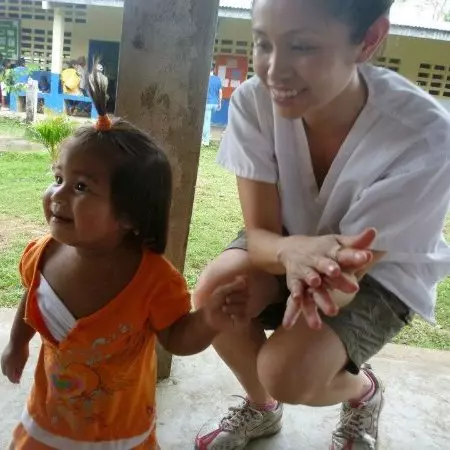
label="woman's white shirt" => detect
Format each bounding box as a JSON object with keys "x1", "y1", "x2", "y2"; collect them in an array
[{"x1": 217, "y1": 64, "x2": 450, "y2": 321}]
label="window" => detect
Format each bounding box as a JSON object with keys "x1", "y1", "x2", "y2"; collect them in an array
[{"x1": 416, "y1": 62, "x2": 450, "y2": 97}]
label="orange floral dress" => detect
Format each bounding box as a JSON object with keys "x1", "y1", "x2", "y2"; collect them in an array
[{"x1": 10, "y1": 236, "x2": 191, "y2": 450}]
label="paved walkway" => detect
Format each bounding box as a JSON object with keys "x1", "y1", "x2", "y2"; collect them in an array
[{"x1": 1, "y1": 307, "x2": 449, "y2": 449}]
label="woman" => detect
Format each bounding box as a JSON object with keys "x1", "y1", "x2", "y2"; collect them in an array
[
  {"x1": 194, "y1": 0, "x2": 450, "y2": 449},
  {"x1": 61, "y1": 61, "x2": 81, "y2": 95}
]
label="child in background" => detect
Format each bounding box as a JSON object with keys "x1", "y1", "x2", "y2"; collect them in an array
[{"x1": 1, "y1": 68, "x2": 249, "y2": 450}]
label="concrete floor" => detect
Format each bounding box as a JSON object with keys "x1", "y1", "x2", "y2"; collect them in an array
[{"x1": 1, "y1": 308, "x2": 449, "y2": 449}]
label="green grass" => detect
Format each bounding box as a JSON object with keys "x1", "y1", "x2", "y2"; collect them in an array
[
  {"x1": 184, "y1": 145, "x2": 243, "y2": 287},
  {"x1": 0, "y1": 152, "x2": 50, "y2": 307},
  {"x1": 0, "y1": 145, "x2": 449, "y2": 350},
  {"x1": 0, "y1": 116, "x2": 27, "y2": 139},
  {"x1": 394, "y1": 282, "x2": 450, "y2": 350}
]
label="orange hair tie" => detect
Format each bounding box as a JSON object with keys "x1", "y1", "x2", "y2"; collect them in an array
[{"x1": 96, "y1": 115, "x2": 112, "y2": 132}]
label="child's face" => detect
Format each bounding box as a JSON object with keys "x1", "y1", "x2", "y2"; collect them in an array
[
  {"x1": 252, "y1": 0, "x2": 371, "y2": 119},
  {"x1": 43, "y1": 145, "x2": 126, "y2": 249}
]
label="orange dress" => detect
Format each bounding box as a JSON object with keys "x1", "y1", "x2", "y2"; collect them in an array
[{"x1": 10, "y1": 236, "x2": 191, "y2": 450}]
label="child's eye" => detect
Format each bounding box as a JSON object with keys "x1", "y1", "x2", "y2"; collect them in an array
[
  {"x1": 74, "y1": 182, "x2": 88, "y2": 192},
  {"x1": 54, "y1": 176, "x2": 63, "y2": 185},
  {"x1": 254, "y1": 40, "x2": 271, "y2": 53}
]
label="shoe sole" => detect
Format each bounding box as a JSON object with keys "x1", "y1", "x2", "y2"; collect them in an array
[
  {"x1": 194, "y1": 418, "x2": 283, "y2": 450},
  {"x1": 366, "y1": 366, "x2": 385, "y2": 450},
  {"x1": 375, "y1": 383, "x2": 386, "y2": 450}
]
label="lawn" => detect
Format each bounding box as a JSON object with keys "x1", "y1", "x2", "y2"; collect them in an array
[
  {"x1": 0, "y1": 116, "x2": 28, "y2": 139},
  {"x1": 0, "y1": 144, "x2": 449, "y2": 350}
]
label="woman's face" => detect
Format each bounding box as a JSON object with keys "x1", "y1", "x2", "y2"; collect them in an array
[{"x1": 252, "y1": 0, "x2": 371, "y2": 119}]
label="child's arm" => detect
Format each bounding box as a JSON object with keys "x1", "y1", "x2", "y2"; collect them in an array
[
  {"x1": 1, "y1": 291, "x2": 35, "y2": 383},
  {"x1": 157, "y1": 309, "x2": 217, "y2": 356},
  {"x1": 157, "y1": 278, "x2": 248, "y2": 356}
]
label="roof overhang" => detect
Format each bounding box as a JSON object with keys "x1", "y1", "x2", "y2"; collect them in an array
[{"x1": 44, "y1": 1, "x2": 450, "y2": 42}]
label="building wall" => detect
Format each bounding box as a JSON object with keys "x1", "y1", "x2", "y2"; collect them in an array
[
  {"x1": 0, "y1": 0, "x2": 91, "y2": 68},
  {"x1": 378, "y1": 34, "x2": 450, "y2": 100},
  {"x1": 70, "y1": 6, "x2": 123, "y2": 61},
  {"x1": 214, "y1": 18, "x2": 254, "y2": 77},
  {"x1": 0, "y1": 0, "x2": 122, "y2": 69},
  {"x1": 3, "y1": 1, "x2": 450, "y2": 103}
]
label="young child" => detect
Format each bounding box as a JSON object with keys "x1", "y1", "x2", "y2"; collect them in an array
[{"x1": 1, "y1": 69, "x2": 249, "y2": 450}]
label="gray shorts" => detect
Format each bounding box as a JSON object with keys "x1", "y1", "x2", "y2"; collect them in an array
[{"x1": 225, "y1": 230, "x2": 414, "y2": 374}]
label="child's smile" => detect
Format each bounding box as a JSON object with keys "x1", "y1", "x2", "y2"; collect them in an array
[{"x1": 43, "y1": 145, "x2": 124, "y2": 249}]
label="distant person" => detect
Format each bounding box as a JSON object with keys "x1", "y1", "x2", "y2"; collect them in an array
[
  {"x1": 1, "y1": 60, "x2": 12, "y2": 107},
  {"x1": 61, "y1": 61, "x2": 81, "y2": 95},
  {"x1": 75, "y1": 56, "x2": 88, "y2": 96},
  {"x1": 0, "y1": 53, "x2": 4, "y2": 109},
  {"x1": 13, "y1": 57, "x2": 28, "y2": 84},
  {"x1": 15, "y1": 57, "x2": 25, "y2": 69},
  {"x1": 38, "y1": 75, "x2": 50, "y2": 93},
  {"x1": 202, "y1": 64, "x2": 222, "y2": 147}
]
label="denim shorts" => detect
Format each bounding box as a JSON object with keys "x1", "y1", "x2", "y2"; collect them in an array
[{"x1": 225, "y1": 230, "x2": 414, "y2": 374}]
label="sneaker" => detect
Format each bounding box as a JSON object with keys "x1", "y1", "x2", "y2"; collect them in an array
[
  {"x1": 195, "y1": 396, "x2": 283, "y2": 449},
  {"x1": 331, "y1": 364, "x2": 385, "y2": 450}
]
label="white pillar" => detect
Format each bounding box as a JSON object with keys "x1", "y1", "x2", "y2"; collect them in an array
[
  {"x1": 25, "y1": 79, "x2": 39, "y2": 123},
  {"x1": 51, "y1": 8, "x2": 64, "y2": 74}
]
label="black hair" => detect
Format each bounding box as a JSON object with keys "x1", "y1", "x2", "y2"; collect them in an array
[
  {"x1": 66, "y1": 66, "x2": 173, "y2": 254},
  {"x1": 318, "y1": 0, "x2": 394, "y2": 43},
  {"x1": 253, "y1": 0, "x2": 394, "y2": 44}
]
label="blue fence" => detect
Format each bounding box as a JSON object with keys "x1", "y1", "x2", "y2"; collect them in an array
[{"x1": 9, "y1": 71, "x2": 98, "y2": 118}]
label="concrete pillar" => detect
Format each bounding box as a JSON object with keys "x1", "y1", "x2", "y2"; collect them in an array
[
  {"x1": 115, "y1": 0, "x2": 219, "y2": 379},
  {"x1": 51, "y1": 8, "x2": 64, "y2": 74}
]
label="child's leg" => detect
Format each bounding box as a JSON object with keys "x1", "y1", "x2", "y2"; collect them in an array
[{"x1": 10, "y1": 423, "x2": 54, "y2": 450}]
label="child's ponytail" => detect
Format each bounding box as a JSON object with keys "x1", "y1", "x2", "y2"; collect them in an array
[{"x1": 88, "y1": 61, "x2": 111, "y2": 131}]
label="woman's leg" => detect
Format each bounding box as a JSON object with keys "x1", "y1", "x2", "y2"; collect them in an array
[
  {"x1": 257, "y1": 276, "x2": 411, "y2": 449},
  {"x1": 258, "y1": 276, "x2": 410, "y2": 405},
  {"x1": 201, "y1": 104, "x2": 213, "y2": 146},
  {"x1": 257, "y1": 316, "x2": 369, "y2": 406},
  {"x1": 194, "y1": 249, "x2": 280, "y2": 403},
  {"x1": 194, "y1": 249, "x2": 284, "y2": 449}
]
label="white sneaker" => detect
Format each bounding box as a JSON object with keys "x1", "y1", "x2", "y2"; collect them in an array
[
  {"x1": 331, "y1": 364, "x2": 385, "y2": 450},
  {"x1": 195, "y1": 396, "x2": 283, "y2": 449}
]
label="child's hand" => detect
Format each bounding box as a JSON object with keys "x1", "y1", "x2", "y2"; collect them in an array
[
  {"x1": 202, "y1": 276, "x2": 250, "y2": 331},
  {"x1": 282, "y1": 273, "x2": 360, "y2": 330},
  {"x1": 1, "y1": 341, "x2": 29, "y2": 384}
]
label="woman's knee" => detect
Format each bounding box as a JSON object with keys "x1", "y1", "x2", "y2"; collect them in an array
[
  {"x1": 193, "y1": 249, "x2": 252, "y2": 309},
  {"x1": 257, "y1": 345, "x2": 323, "y2": 405},
  {"x1": 193, "y1": 249, "x2": 280, "y2": 318},
  {"x1": 256, "y1": 321, "x2": 347, "y2": 405}
]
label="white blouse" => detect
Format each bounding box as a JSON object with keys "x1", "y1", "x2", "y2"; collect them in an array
[{"x1": 217, "y1": 63, "x2": 450, "y2": 322}]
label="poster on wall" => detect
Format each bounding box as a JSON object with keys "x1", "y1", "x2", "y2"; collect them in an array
[
  {"x1": 0, "y1": 19, "x2": 20, "y2": 60},
  {"x1": 215, "y1": 54, "x2": 249, "y2": 99}
]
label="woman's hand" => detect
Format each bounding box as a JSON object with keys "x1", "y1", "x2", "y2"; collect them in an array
[
  {"x1": 282, "y1": 273, "x2": 360, "y2": 330},
  {"x1": 278, "y1": 228, "x2": 376, "y2": 292},
  {"x1": 279, "y1": 228, "x2": 377, "y2": 330}
]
